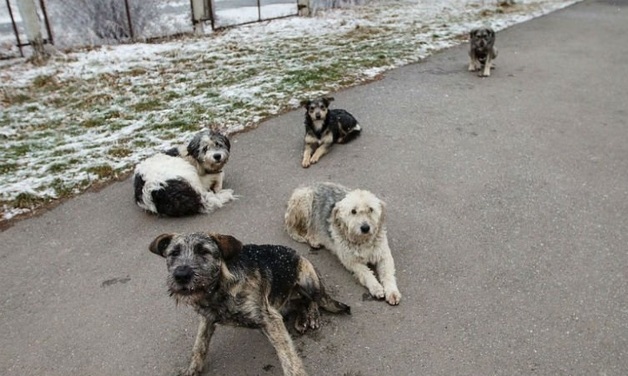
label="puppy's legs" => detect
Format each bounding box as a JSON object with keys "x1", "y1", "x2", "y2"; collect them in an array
[
  {"x1": 480, "y1": 54, "x2": 492, "y2": 77},
  {"x1": 200, "y1": 189, "x2": 235, "y2": 213},
  {"x1": 179, "y1": 316, "x2": 216, "y2": 376},
  {"x1": 468, "y1": 50, "x2": 480, "y2": 71},
  {"x1": 302, "y1": 134, "x2": 319, "y2": 168},
  {"x1": 262, "y1": 307, "x2": 308, "y2": 376},
  {"x1": 375, "y1": 238, "x2": 402, "y2": 306},
  {"x1": 337, "y1": 255, "x2": 385, "y2": 299},
  {"x1": 199, "y1": 172, "x2": 223, "y2": 193},
  {"x1": 309, "y1": 133, "x2": 334, "y2": 165},
  {"x1": 302, "y1": 144, "x2": 315, "y2": 168},
  {"x1": 211, "y1": 173, "x2": 223, "y2": 192}
]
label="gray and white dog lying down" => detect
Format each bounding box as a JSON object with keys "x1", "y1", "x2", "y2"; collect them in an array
[
  {"x1": 285, "y1": 182, "x2": 401, "y2": 305},
  {"x1": 134, "y1": 130, "x2": 235, "y2": 217}
]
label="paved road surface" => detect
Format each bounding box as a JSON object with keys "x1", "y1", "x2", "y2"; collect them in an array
[{"x1": 1, "y1": 1, "x2": 626, "y2": 375}]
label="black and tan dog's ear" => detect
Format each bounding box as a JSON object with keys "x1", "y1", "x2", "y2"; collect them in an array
[
  {"x1": 300, "y1": 99, "x2": 311, "y2": 108},
  {"x1": 149, "y1": 233, "x2": 174, "y2": 257},
  {"x1": 210, "y1": 233, "x2": 243, "y2": 261},
  {"x1": 322, "y1": 96, "x2": 335, "y2": 106}
]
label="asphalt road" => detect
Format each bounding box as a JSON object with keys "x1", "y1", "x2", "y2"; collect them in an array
[{"x1": 1, "y1": 1, "x2": 627, "y2": 375}]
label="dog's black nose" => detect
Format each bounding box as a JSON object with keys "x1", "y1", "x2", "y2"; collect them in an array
[
  {"x1": 213, "y1": 153, "x2": 222, "y2": 161},
  {"x1": 173, "y1": 265, "x2": 193, "y2": 284},
  {"x1": 360, "y1": 224, "x2": 370, "y2": 234}
]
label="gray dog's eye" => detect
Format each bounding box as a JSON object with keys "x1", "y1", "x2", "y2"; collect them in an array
[
  {"x1": 351, "y1": 209, "x2": 357, "y2": 215},
  {"x1": 169, "y1": 248, "x2": 180, "y2": 258},
  {"x1": 203, "y1": 146, "x2": 208, "y2": 153}
]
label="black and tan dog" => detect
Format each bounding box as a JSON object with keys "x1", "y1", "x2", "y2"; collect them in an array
[
  {"x1": 299, "y1": 96, "x2": 361, "y2": 168},
  {"x1": 468, "y1": 27, "x2": 498, "y2": 77},
  {"x1": 149, "y1": 232, "x2": 350, "y2": 376}
]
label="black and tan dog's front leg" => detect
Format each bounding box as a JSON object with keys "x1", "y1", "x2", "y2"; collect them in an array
[
  {"x1": 309, "y1": 132, "x2": 334, "y2": 165},
  {"x1": 179, "y1": 315, "x2": 217, "y2": 376},
  {"x1": 262, "y1": 308, "x2": 307, "y2": 376},
  {"x1": 468, "y1": 50, "x2": 481, "y2": 72},
  {"x1": 301, "y1": 135, "x2": 318, "y2": 168},
  {"x1": 480, "y1": 54, "x2": 493, "y2": 77}
]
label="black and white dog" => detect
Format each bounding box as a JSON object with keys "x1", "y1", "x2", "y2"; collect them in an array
[
  {"x1": 134, "y1": 130, "x2": 235, "y2": 217},
  {"x1": 299, "y1": 96, "x2": 361, "y2": 168}
]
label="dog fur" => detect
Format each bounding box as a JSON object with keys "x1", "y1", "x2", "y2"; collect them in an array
[
  {"x1": 134, "y1": 130, "x2": 234, "y2": 217},
  {"x1": 285, "y1": 182, "x2": 401, "y2": 305},
  {"x1": 468, "y1": 27, "x2": 498, "y2": 77},
  {"x1": 299, "y1": 97, "x2": 361, "y2": 168},
  {"x1": 149, "y1": 232, "x2": 350, "y2": 376}
]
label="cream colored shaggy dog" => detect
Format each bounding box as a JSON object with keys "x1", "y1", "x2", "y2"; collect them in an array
[{"x1": 285, "y1": 182, "x2": 401, "y2": 305}]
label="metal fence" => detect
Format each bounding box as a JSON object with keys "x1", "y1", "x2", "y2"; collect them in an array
[{"x1": 0, "y1": 0, "x2": 298, "y2": 59}]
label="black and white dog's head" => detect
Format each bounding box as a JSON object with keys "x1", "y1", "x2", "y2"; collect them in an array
[
  {"x1": 187, "y1": 130, "x2": 231, "y2": 174},
  {"x1": 301, "y1": 96, "x2": 334, "y2": 122},
  {"x1": 470, "y1": 27, "x2": 495, "y2": 52}
]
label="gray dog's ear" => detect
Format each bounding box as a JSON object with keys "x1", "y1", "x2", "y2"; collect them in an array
[
  {"x1": 210, "y1": 233, "x2": 243, "y2": 261},
  {"x1": 149, "y1": 233, "x2": 174, "y2": 257},
  {"x1": 469, "y1": 28, "x2": 478, "y2": 38}
]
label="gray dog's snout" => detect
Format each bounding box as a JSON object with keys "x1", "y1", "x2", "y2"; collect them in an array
[
  {"x1": 173, "y1": 265, "x2": 193, "y2": 284},
  {"x1": 213, "y1": 153, "x2": 222, "y2": 162},
  {"x1": 360, "y1": 224, "x2": 370, "y2": 234}
]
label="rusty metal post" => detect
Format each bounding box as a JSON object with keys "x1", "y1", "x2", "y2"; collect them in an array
[
  {"x1": 6, "y1": 0, "x2": 24, "y2": 57},
  {"x1": 257, "y1": 0, "x2": 261, "y2": 22},
  {"x1": 124, "y1": 0, "x2": 134, "y2": 39},
  {"x1": 38, "y1": 0, "x2": 53, "y2": 45}
]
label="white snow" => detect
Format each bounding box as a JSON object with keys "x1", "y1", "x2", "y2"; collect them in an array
[{"x1": 0, "y1": 0, "x2": 581, "y2": 221}]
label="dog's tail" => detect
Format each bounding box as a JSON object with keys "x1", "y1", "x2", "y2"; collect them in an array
[
  {"x1": 317, "y1": 281, "x2": 351, "y2": 315},
  {"x1": 297, "y1": 258, "x2": 351, "y2": 315},
  {"x1": 200, "y1": 189, "x2": 236, "y2": 213}
]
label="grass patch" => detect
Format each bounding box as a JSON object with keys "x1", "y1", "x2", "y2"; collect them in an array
[
  {"x1": 81, "y1": 117, "x2": 106, "y2": 128},
  {"x1": 50, "y1": 178, "x2": 75, "y2": 198},
  {"x1": 47, "y1": 163, "x2": 68, "y2": 173},
  {"x1": 0, "y1": 162, "x2": 19, "y2": 175},
  {"x1": 2, "y1": 92, "x2": 31, "y2": 106},
  {"x1": 13, "y1": 192, "x2": 49, "y2": 209},
  {"x1": 108, "y1": 146, "x2": 132, "y2": 158},
  {"x1": 32, "y1": 74, "x2": 60, "y2": 89},
  {"x1": 132, "y1": 99, "x2": 162, "y2": 112},
  {"x1": 86, "y1": 164, "x2": 116, "y2": 179},
  {"x1": 6, "y1": 143, "x2": 32, "y2": 157}
]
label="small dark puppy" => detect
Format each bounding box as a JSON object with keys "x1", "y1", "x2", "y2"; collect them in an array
[
  {"x1": 149, "y1": 232, "x2": 350, "y2": 376},
  {"x1": 299, "y1": 96, "x2": 361, "y2": 168},
  {"x1": 469, "y1": 27, "x2": 498, "y2": 77}
]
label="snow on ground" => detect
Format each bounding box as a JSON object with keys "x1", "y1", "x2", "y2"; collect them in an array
[{"x1": 0, "y1": 0, "x2": 580, "y2": 221}]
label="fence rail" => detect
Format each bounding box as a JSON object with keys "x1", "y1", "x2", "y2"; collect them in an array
[{"x1": 0, "y1": 0, "x2": 299, "y2": 59}]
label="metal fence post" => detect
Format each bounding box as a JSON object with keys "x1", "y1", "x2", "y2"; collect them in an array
[{"x1": 124, "y1": 0, "x2": 135, "y2": 39}]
